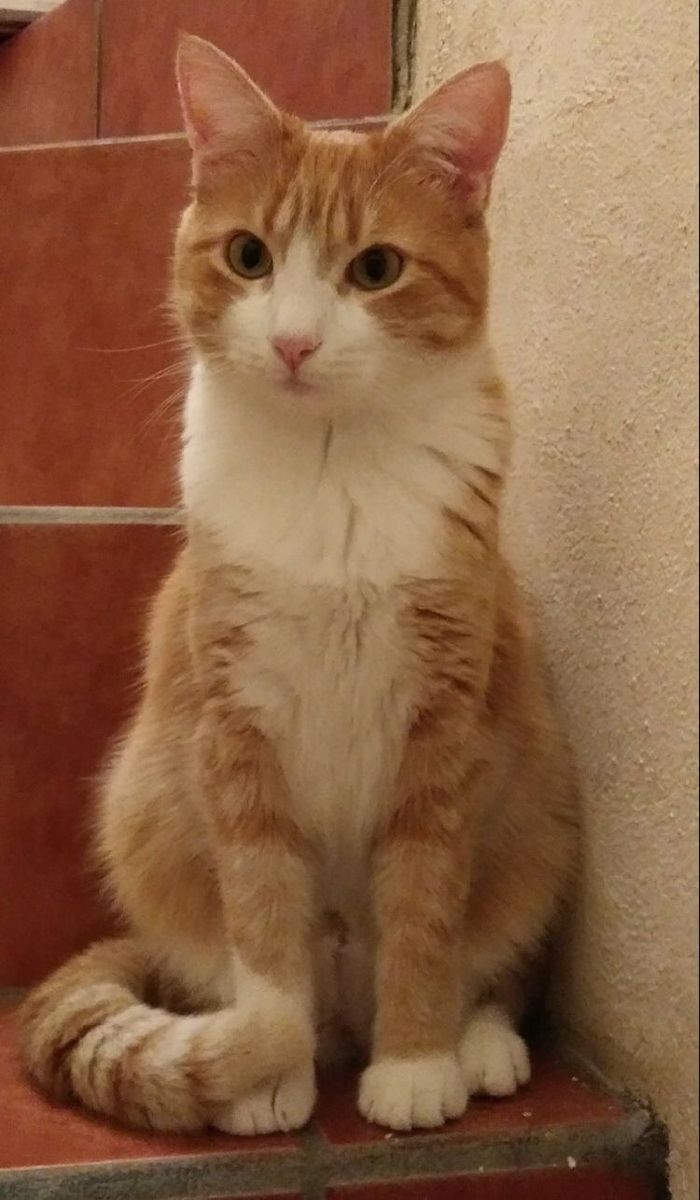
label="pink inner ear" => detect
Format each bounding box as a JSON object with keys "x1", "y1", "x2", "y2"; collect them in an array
[
  {"x1": 406, "y1": 62, "x2": 511, "y2": 210},
  {"x1": 176, "y1": 34, "x2": 282, "y2": 168},
  {"x1": 177, "y1": 69, "x2": 216, "y2": 153}
]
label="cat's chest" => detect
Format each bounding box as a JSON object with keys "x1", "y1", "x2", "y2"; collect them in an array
[
  {"x1": 183, "y1": 388, "x2": 462, "y2": 590},
  {"x1": 215, "y1": 465, "x2": 447, "y2": 590},
  {"x1": 233, "y1": 581, "x2": 412, "y2": 874}
]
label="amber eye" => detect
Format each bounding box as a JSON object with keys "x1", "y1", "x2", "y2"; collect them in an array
[
  {"x1": 227, "y1": 233, "x2": 273, "y2": 279},
  {"x1": 348, "y1": 245, "x2": 403, "y2": 291}
]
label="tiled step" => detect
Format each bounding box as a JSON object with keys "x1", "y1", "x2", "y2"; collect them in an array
[
  {"x1": 0, "y1": 138, "x2": 190, "y2": 507},
  {"x1": 98, "y1": 0, "x2": 393, "y2": 137},
  {"x1": 0, "y1": 0, "x2": 393, "y2": 146},
  {"x1": 0, "y1": 518, "x2": 177, "y2": 984},
  {"x1": 0, "y1": 123, "x2": 385, "y2": 510},
  {"x1": 0, "y1": 0, "x2": 96, "y2": 142},
  {"x1": 0, "y1": 1006, "x2": 664, "y2": 1199}
]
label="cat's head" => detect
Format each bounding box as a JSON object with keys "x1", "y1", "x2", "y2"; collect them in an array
[{"x1": 173, "y1": 36, "x2": 510, "y2": 416}]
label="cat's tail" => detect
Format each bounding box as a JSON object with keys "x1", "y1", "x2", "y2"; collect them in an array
[{"x1": 19, "y1": 937, "x2": 312, "y2": 1131}]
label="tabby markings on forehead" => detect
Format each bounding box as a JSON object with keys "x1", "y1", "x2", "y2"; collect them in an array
[{"x1": 258, "y1": 186, "x2": 363, "y2": 265}]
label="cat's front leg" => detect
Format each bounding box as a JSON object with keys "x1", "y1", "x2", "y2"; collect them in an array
[
  {"x1": 358, "y1": 786, "x2": 471, "y2": 1131},
  {"x1": 196, "y1": 707, "x2": 317, "y2": 1133}
]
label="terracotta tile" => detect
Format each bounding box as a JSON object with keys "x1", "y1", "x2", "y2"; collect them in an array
[
  {"x1": 0, "y1": 116, "x2": 380, "y2": 509},
  {"x1": 99, "y1": 0, "x2": 392, "y2": 137},
  {"x1": 0, "y1": 523, "x2": 180, "y2": 985},
  {"x1": 315, "y1": 1060, "x2": 629, "y2": 1147},
  {"x1": 0, "y1": 0, "x2": 97, "y2": 147},
  {"x1": 329, "y1": 1169, "x2": 655, "y2": 1198},
  {"x1": 0, "y1": 139, "x2": 190, "y2": 507},
  {"x1": 0, "y1": 1006, "x2": 299, "y2": 1167}
]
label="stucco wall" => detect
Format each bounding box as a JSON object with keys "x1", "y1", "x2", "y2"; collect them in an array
[{"x1": 413, "y1": 1, "x2": 698, "y2": 1195}]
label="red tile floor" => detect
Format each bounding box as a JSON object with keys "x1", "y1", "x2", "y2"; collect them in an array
[{"x1": 0, "y1": 1007, "x2": 664, "y2": 1199}]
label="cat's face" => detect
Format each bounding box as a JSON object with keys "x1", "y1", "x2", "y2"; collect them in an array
[{"x1": 174, "y1": 38, "x2": 510, "y2": 415}]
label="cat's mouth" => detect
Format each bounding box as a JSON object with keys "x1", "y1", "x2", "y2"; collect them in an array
[{"x1": 280, "y1": 374, "x2": 315, "y2": 396}]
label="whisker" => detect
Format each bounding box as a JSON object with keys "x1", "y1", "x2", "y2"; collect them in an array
[
  {"x1": 75, "y1": 335, "x2": 187, "y2": 355},
  {"x1": 117, "y1": 361, "x2": 191, "y2": 405},
  {"x1": 138, "y1": 385, "x2": 187, "y2": 438}
]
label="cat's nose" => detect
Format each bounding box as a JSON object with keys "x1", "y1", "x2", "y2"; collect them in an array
[{"x1": 272, "y1": 334, "x2": 321, "y2": 374}]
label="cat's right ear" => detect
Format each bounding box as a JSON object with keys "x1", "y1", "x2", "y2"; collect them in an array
[{"x1": 176, "y1": 35, "x2": 284, "y2": 183}]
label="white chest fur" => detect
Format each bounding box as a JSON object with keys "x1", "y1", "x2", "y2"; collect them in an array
[
  {"x1": 232, "y1": 577, "x2": 409, "y2": 917},
  {"x1": 181, "y1": 360, "x2": 502, "y2": 914}
]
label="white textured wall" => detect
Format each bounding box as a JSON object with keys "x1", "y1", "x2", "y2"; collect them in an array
[{"x1": 414, "y1": 1, "x2": 698, "y2": 1196}]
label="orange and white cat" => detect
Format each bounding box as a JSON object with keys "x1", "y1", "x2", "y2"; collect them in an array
[{"x1": 20, "y1": 36, "x2": 578, "y2": 1136}]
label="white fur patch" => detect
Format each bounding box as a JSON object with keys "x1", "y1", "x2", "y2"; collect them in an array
[
  {"x1": 358, "y1": 1054, "x2": 467, "y2": 1130},
  {"x1": 232, "y1": 956, "x2": 311, "y2": 1022},
  {"x1": 213, "y1": 1060, "x2": 316, "y2": 1135},
  {"x1": 215, "y1": 230, "x2": 379, "y2": 400},
  {"x1": 182, "y1": 348, "x2": 499, "y2": 588},
  {"x1": 459, "y1": 1005, "x2": 531, "y2": 1097},
  {"x1": 182, "y1": 329, "x2": 505, "y2": 925}
]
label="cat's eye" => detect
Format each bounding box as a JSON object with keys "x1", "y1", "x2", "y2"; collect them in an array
[
  {"x1": 348, "y1": 245, "x2": 403, "y2": 291},
  {"x1": 227, "y1": 233, "x2": 273, "y2": 279}
]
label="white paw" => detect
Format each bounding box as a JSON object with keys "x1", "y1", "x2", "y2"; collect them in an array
[
  {"x1": 358, "y1": 1054, "x2": 467, "y2": 1131},
  {"x1": 213, "y1": 1062, "x2": 316, "y2": 1136},
  {"x1": 459, "y1": 1015, "x2": 531, "y2": 1097}
]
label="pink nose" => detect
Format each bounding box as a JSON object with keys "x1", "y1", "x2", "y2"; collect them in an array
[{"x1": 272, "y1": 334, "x2": 321, "y2": 374}]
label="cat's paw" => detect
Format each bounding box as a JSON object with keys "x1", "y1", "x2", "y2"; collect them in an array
[
  {"x1": 358, "y1": 1054, "x2": 467, "y2": 1130},
  {"x1": 213, "y1": 1062, "x2": 316, "y2": 1135},
  {"x1": 459, "y1": 1015, "x2": 531, "y2": 1097}
]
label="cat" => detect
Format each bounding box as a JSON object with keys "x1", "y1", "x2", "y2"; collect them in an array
[{"x1": 19, "y1": 35, "x2": 579, "y2": 1136}]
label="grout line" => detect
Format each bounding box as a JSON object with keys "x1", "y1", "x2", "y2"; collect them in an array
[
  {"x1": 555, "y1": 1030, "x2": 670, "y2": 1196},
  {"x1": 0, "y1": 506, "x2": 183, "y2": 525},
  {"x1": 94, "y1": 0, "x2": 103, "y2": 139},
  {"x1": 0, "y1": 1151, "x2": 305, "y2": 1200},
  {"x1": 298, "y1": 1126, "x2": 332, "y2": 1200},
  {"x1": 323, "y1": 1109, "x2": 658, "y2": 1186},
  {"x1": 0, "y1": 1111, "x2": 661, "y2": 1200},
  {"x1": 0, "y1": 1004, "x2": 664, "y2": 1199},
  {"x1": 314, "y1": 115, "x2": 389, "y2": 131},
  {"x1": 0, "y1": 114, "x2": 390, "y2": 155},
  {"x1": 391, "y1": 0, "x2": 418, "y2": 110}
]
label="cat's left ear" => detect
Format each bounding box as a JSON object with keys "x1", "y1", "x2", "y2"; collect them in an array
[
  {"x1": 176, "y1": 34, "x2": 286, "y2": 183},
  {"x1": 390, "y1": 62, "x2": 511, "y2": 214}
]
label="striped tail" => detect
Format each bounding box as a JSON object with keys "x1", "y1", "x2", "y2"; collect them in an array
[{"x1": 19, "y1": 938, "x2": 311, "y2": 1131}]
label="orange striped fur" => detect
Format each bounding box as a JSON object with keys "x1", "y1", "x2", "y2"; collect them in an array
[{"x1": 19, "y1": 37, "x2": 578, "y2": 1135}]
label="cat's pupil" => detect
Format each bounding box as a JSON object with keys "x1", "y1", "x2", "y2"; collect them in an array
[
  {"x1": 241, "y1": 238, "x2": 262, "y2": 270},
  {"x1": 364, "y1": 250, "x2": 387, "y2": 281}
]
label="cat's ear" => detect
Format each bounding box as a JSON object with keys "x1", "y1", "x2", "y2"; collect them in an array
[
  {"x1": 391, "y1": 63, "x2": 511, "y2": 214},
  {"x1": 176, "y1": 34, "x2": 284, "y2": 181}
]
